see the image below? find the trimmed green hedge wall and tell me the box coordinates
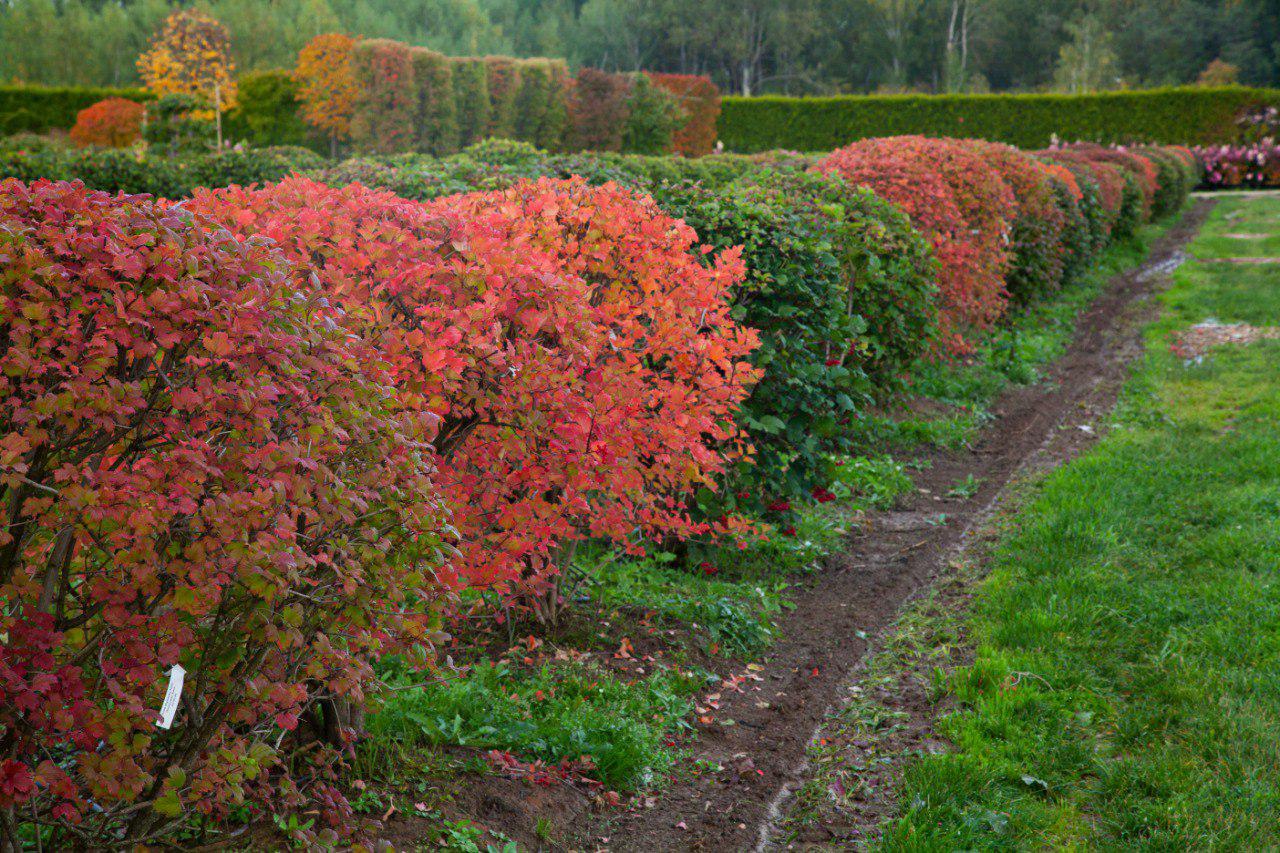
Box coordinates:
[718,87,1280,152]
[0,85,152,135]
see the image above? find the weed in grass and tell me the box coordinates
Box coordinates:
[534,816,554,844]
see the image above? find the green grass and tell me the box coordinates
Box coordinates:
[368,659,709,790]
[1189,194,1280,259]
[585,554,788,655]
[879,194,1280,850]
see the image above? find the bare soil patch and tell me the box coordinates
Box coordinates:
[1170,318,1280,360]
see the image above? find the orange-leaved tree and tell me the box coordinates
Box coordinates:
[295,33,359,157]
[137,8,236,139]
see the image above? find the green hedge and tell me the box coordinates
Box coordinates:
[718,87,1280,152]
[223,70,319,151]
[0,85,152,135]
[0,144,325,198]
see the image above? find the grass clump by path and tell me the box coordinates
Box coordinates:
[880,194,1280,849]
[366,660,707,791]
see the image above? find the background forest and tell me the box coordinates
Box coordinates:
[2,0,1278,95]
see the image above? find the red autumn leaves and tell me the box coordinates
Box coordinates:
[1,175,759,839]
[0,179,448,837]
[816,136,1168,354]
[188,176,760,591]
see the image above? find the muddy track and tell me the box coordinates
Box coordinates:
[588,200,1214,853]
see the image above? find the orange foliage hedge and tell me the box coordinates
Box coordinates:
[650,73,721,156]
[817,136,1016,353]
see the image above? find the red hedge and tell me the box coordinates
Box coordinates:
[350,38,416,154]
[567,68,632,152]
[436,177,761,549]
[962,139,1071,303]
[1057,143,1160,215]
[817,136,1015,353]
[0,179,446,847]
[649,73,721,157]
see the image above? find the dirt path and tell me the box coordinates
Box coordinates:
[588,201,1214,852]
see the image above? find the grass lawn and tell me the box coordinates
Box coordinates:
[880,194,1280,849]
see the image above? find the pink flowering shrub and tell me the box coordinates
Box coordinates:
[1194,139,1280,188]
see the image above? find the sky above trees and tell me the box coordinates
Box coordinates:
[2,0,1277,94]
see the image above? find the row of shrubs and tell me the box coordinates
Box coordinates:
[718,87,1280,152]
[0,59,721,159]
[8,82,1277,156]
[0,134,325,197]
[0,138,1195,848]
[347,39,719,157]
[0,83,154,135]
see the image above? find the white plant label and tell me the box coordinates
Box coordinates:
[157,664,186,730]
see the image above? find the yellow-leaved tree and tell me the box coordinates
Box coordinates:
[295,33,359,157]
[137,9,236,142]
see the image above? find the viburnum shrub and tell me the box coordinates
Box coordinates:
[1039,148,1128,235]
[1039,161,1099,284]
[68,97,145,148]
[1134,145,1195,217]
[436,177,760,579]
[1165,144,1201,179]
[737,168,937,390]
[962,139,1070,304]
[0,180,447,849]
[646,177,861,512]
[1051,143,1159,221]
[817,136,1015,354]
[187,177,757,597]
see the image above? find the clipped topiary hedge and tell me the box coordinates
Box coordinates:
[650,73,721,157]
[719,87,1280,152]
[0,84,152,135]
[350,38,416,155]
[450,58,491,147]
[224,70,317,151]
[410,47,459,156]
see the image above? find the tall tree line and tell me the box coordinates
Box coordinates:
[2,0,1277,93]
